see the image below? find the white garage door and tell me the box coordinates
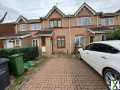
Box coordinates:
[4,40,14,48]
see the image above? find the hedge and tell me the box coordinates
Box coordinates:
[0,47,39,60]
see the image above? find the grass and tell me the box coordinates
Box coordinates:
[7,56,49,90]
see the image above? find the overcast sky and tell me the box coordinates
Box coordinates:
[0,0,120,19]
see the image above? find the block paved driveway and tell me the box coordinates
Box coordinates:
[21,55,107,90]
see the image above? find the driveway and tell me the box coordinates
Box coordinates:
[21,55,107,90]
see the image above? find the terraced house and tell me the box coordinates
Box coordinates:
[1,3,120,54]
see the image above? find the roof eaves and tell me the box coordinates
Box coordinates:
[16,15,29,23]
[45,5,65,18]
[74,2,96,16]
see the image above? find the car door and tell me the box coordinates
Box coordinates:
[91,44,120,73]
[82,44,98,67]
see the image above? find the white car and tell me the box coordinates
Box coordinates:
[78,40,120,90]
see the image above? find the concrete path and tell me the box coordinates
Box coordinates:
[21,55,107,90]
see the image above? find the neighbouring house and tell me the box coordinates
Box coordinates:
[1,3,120,54]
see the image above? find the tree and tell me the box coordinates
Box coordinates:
[0,12,7,23]
[107,27,120,40]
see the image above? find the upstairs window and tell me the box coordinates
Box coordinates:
[50,20,61,28]
[101,18,114,26]
[57,36,65,48]
[78,17,92,26]
[20,24,27,31]
[31,23,41,30]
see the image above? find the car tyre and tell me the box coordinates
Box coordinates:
[103,69,120,90]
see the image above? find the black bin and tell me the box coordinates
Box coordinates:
[0,58,10,90]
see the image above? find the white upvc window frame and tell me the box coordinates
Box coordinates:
[15,39,21,47]
[20,24,27,31]
[101,18,114,26]
[50,20,61,28]
[32,39,39,47]
[74,36,85,47]
[78,17,92,26]
[31,23,41,30]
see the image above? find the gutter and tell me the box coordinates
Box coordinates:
[0,34,32,40]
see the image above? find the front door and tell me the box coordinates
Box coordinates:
[41,37,46,53]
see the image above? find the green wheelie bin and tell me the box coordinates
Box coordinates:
[9,54,24,76]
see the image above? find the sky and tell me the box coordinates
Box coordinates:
[0,0,120,19]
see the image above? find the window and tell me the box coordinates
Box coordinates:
[50,20,61,28]
[32,39,39,47]
[15,39,21,47]
[57,36,65,48]
[78,17,92,26]
[31,23,41,30]
[101,18,114,26]
[85,43,119,54]
[74,36,85,47]
[20,24,27,31]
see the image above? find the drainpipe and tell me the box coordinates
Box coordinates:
[68,15,72,54]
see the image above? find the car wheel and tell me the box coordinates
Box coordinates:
[103,69,120,90]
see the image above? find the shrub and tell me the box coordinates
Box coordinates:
[107,27,120,40]
[0,47,39,60]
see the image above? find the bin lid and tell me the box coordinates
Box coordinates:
[0,58,9,65]
[10,54,23,57]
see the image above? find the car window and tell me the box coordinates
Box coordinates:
[85,43,119,54]
[85,44,99,51]
[102,44,119,54]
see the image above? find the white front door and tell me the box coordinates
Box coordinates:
[4,40,14,48]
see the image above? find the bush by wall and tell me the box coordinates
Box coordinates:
[107,27,120,40]
[0,47,39,60]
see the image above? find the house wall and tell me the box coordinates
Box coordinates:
[0,23,16,35]
[45,37,52,55]
[0,40,4,48]
[15,4,120,54]
[52,27,90,54]
[0,23,16,48]
[21,36,32,48]
[93,34,103,42]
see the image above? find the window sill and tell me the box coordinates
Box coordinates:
[57,47,65,49]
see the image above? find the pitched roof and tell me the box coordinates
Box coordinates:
[116,9,120,13]
[16,15,28,23]
[74,3,96,16]
[0,31,32,39]
[36,30,53,37]
[45,6,65,18]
